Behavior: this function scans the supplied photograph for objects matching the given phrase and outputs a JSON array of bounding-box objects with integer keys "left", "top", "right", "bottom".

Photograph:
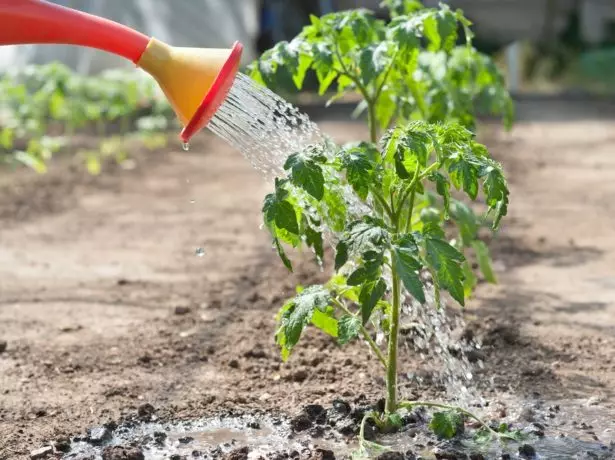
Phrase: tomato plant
[{"left": 251, "top": 0, "right": 518, "bottom": 448}]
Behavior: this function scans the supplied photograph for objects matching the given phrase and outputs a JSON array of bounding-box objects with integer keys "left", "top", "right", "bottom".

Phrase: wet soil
[{"left": 2, "top": 99, "right": 615, "bottom": 459}]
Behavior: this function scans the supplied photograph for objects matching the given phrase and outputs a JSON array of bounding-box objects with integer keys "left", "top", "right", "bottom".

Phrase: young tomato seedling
[{"left": 251, "top": 0, "right": 517, "bottom": 448}]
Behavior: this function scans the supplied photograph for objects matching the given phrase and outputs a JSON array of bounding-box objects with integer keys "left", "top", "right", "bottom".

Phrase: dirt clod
[
  {"left": 290, "top": 413, "right": 313, "bottom": 432},
  {"left": 174, "top": 306, "right": 191, "bottom": 315},
  {"left": 290, "top": 369, "right": 309, "bottom": 382},
  {"left": 518, "top": 444, "right": 537, "bottom": 459},
  {"left": 304, "top": 404, "right": 327, "bottom": 424},
  {"left": 53, "top": 437, "right": 71, "bottom": 453},
  {"left": 153, "top": 431, "right": 166, "bottom": 445},
  {"left": 223, "top": 446, "right": 249, "bottom": 460},
  {"left": 331, "top": 399, "right": 351, "bottom": 416},
  {"left": 30, "top": 446, "right": 53, "bottom": 459},
  {"left": 102, "top": 446, "right": 145, "bottom": 460},
  {"left": 229, "top": 359, "right": 240, "bottom": 369},
  {"left": 0, "top": 340, "right": 7, "bottom": 354},
  {"left": 178, "top": 436, "right": 193, "bottom": 444},
  {"left": 137, "top": 403, "right": 155, "bottom": 419}
]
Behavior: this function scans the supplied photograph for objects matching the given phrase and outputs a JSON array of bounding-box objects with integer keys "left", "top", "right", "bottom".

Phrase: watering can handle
[{"left": 0, "top": 0, "right": 150, "bottom": 63}]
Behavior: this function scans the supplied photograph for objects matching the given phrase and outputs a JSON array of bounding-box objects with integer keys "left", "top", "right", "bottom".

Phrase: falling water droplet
[
  {"left": 182, "top": 142, "right": 190, "bottom": 151},
  {"left": 195, "top": 247, "right": 205, "bottom": 257},
  {"left": 190, "top": 199, "right": 196, "bottom": 204}
]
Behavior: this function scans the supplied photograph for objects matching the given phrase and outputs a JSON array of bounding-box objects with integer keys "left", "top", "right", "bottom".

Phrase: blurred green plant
[{"left": 0, "top": 62, "right": 175, "bottom": 174}]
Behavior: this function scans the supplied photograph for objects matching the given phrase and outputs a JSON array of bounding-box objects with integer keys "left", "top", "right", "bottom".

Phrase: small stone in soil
[
  {"left": 53, "top": 437, "right": 71, "bottom": 453},
  {"left": 331, "top": 399, "right": 351, "bottom": 416},
  {"left": 518, "top": 444, "right": 536, "bottom": 459},
  {"left": 0, "top": 340, "right": 7, "bottom": 354},
  {"left": 501, "top": 455, "right": 511, "bottom": 460},
  {"left": 247, "top": 421, "right": 261, "bottom": 429},
  {"left": 178, "top": 436, "right": 194, "bottom": 444},
  {"left": 30, "top": 446, "right": 53, "bottom": 459},
  {"left": 102, "top": 446, "right": 145, "bottom": 460},
  {"left": 88, "top": 426, "right": 112, "bottom": 445},
  {"left": 290, "top": 413, "right": 312, "bottom": 432},
  {"left": 229, "top": 359, "right": 240, "bottom": 369},
  {"left": 223, "top": 446, "right": 249, "bottom": 460},
  {"left": 469, "top": 454, "right": 486, "bottom": 460},
  {"left": 174, "top": 306, "right": 191, "bottom": 315}
]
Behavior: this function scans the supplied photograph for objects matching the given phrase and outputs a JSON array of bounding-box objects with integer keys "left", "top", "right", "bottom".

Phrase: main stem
[
  {"left": 385, "top": 267, "right": 401, "bottom": 413},
  {"left": 368, "top": 101, "right": 378, "bottom": 143}
]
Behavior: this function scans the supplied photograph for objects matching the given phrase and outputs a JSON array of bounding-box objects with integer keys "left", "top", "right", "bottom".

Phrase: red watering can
[{"left": 0, "top": 0, "right": 244, "bottom": 143}]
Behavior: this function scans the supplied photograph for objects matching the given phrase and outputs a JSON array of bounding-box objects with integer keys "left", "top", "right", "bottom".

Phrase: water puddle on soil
[{"left": 62, "top": 396, "right": 614, "bottom": 460}]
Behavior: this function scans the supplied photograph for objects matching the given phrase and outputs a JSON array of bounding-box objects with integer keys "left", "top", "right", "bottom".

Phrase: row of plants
[
  {"left": 0, "top": 62, "right": 174, "bottom": 174},
  {"left": 250, "top": 0, "right": 518, "bottom": 453}
]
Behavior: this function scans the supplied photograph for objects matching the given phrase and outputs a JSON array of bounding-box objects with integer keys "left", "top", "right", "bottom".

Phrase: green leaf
[
  {"left": 449, "top": 200, "right": 478, "bottom": 246},
  {"left": 472, "top": 240, "right": 497, "bottom": 283},
  {"left": 323, "top": 188, "right": 347, "bottom": 233},
  {"left": 392, "top": 235, "right": 425, "bottom": 303},
  {"left": 360, "top": 278, "right": 386, "bottom": 324},
  {"left": 394, "top": 258, "right": 425, "bottom": 304},
  {"left": 284, "top": 152, "right": 325, "bottom": 200},
  {"left": 335, "top": 240, "right": 349, "bottom": 270},
  {"left": 461, "top": 259, "right": 477, "bottom": 298},
  {"left": 274, "top": 238, "right": 293, "bottom": 272},
  {"left": 277, "top": 285, "right": 332, "bottom": 359},
  {"left": 448, "top": 153, "right": 479, "bottom": 200},
  {"left": 342, "top": 145, "right": 375, "bottom": 200},
  {"left": 14, "top": 150, "right": 47, "bottom": 173},
  {"left": 430, "top": 172, "right": 450, "bottom": 218},
  {"left": 346, "top": 219, "right": 390, "bottom": 257},
  {"left": 305, "top": 224, "right": 324, "bottom": 261},
  {"left": 425, "top": 236, "right": 465, "bottom": 306},
  {"left": 275, "top": 200, "right": 300, "bottom": 235},
  {"left": 311, "top": 308, "right": 338, "bottom": 337},
  {"left": 482, "top": 166, "right": 509, "bottom": 230},
  {"left": 338, "top": 314, "right": 361, "bottom": 345},
  {"left": 358, "top": 42, "right": 390, "bottom": 86},
  {"left": 347, "top": 267, "right": 367, "bottom": 286},
  {"left": 429, "top": 410, "right": 464, "bottom": 439}
]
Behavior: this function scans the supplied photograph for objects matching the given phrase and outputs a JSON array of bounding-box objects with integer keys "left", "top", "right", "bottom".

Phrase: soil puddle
[{"left": 60, "top": 396, "right": 614, "bottom": 459}]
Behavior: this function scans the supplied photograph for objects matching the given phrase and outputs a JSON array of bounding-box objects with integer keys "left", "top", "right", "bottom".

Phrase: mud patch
[{"left": 56, "top": 396, "right": 614, "bottom": 460}]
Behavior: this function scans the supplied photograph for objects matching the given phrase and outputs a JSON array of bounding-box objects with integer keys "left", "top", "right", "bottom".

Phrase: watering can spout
[{"left": 0, "top": 0, "right": 243, "bottom": 142}]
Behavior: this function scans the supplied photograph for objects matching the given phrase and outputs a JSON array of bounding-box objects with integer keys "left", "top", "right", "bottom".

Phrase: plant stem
[
  {"left": 368, "top": 101, "right": 378, "bottom": 143},
  {"left": 371, "top": 187, "right": 394, "bottom": 222},
  {"left": 385, "top": 266, "right": 401, "bottom": 414}
]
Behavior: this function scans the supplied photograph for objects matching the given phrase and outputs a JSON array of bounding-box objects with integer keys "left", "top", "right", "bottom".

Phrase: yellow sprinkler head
[{"left": 136, "top": 38, "right": 243, "bottom": 143}]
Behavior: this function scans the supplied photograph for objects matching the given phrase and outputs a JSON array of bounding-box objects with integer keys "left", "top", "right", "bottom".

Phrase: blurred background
[{"left": 2, "top": 0, "right": 615, "bottom": 94}]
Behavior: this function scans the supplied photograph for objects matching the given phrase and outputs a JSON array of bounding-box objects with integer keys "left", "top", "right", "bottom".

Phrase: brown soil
[{"left": 1, "top": 99, "right": 615, "bottom": 459}]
